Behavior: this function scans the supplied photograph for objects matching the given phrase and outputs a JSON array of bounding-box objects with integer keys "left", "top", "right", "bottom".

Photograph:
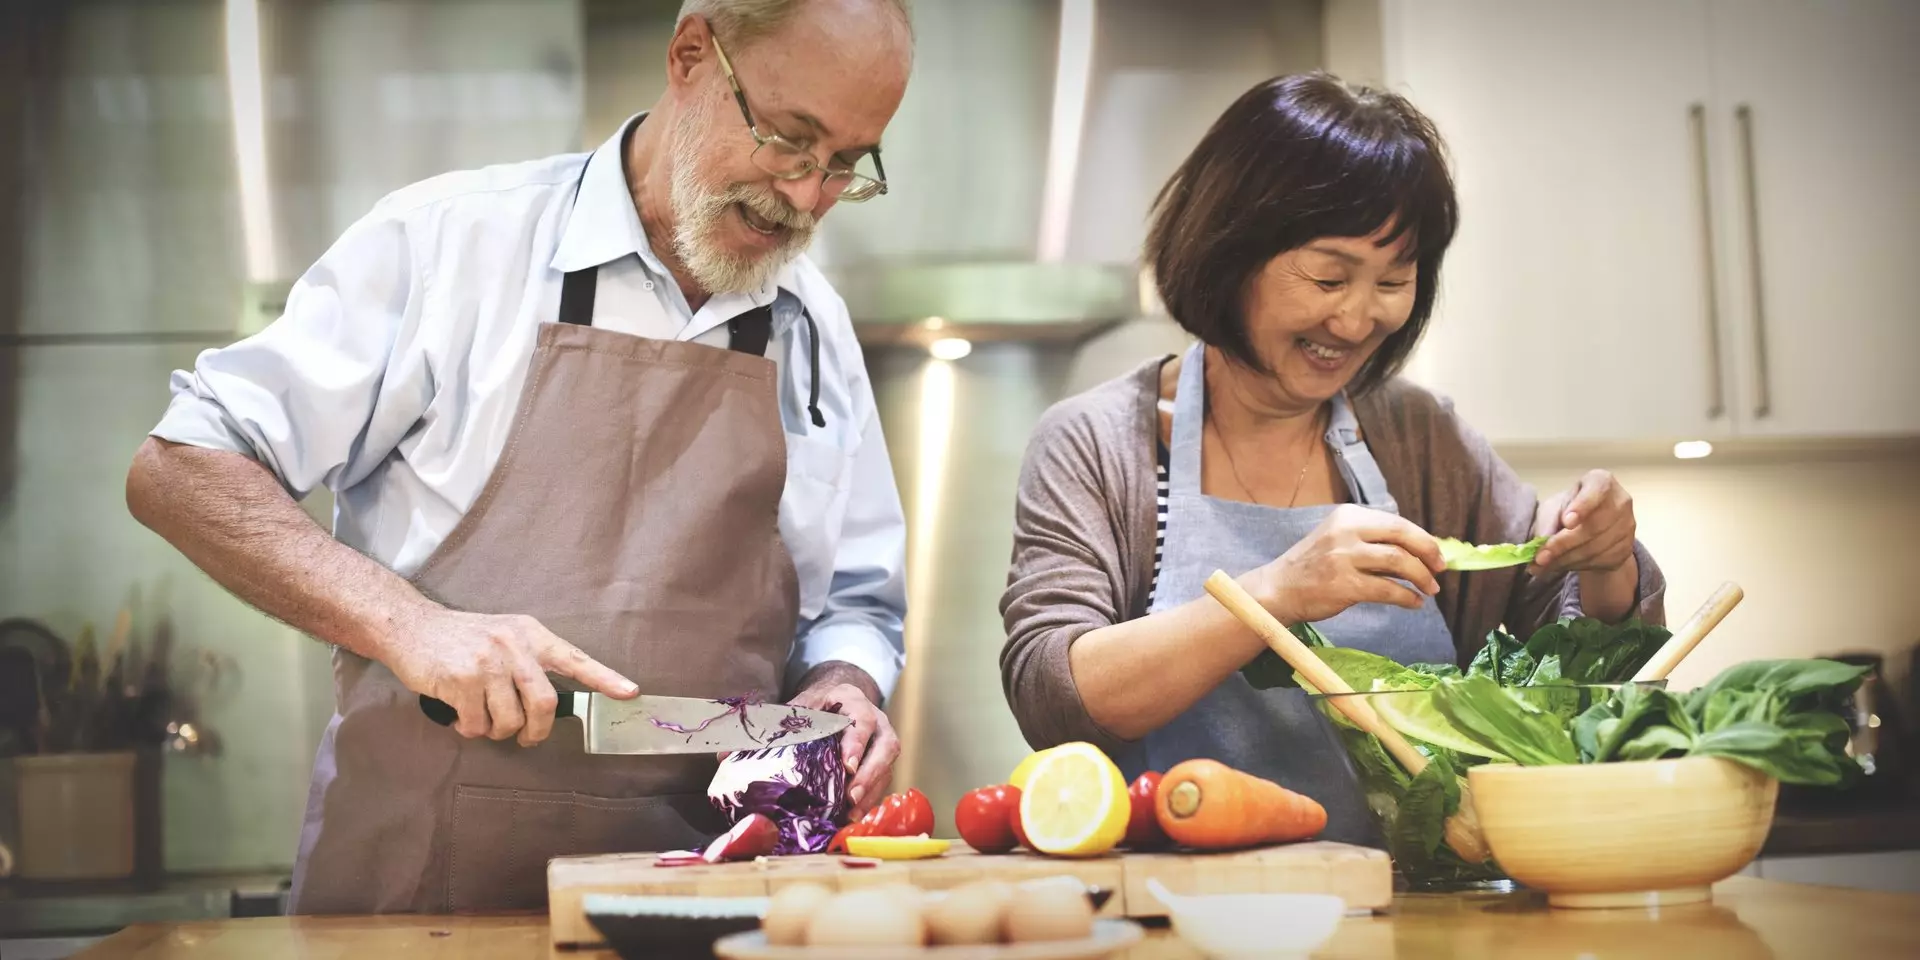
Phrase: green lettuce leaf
[
  {"left": 1431, "top": 675, "right": 1578, "bottom": 765},
  {"left": 1437, "top": 535, "right": 1547, "bottom": 571}
]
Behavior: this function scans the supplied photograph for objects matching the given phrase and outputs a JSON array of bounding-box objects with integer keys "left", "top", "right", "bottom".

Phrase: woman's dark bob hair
[{"left": 1144, "top": 71, "right": 1459, "bottom": 396}]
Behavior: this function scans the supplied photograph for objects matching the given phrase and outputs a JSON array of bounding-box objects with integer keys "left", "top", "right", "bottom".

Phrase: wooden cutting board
[{"left": 547, "top": 841, "right": 1392, "bottom": 946}]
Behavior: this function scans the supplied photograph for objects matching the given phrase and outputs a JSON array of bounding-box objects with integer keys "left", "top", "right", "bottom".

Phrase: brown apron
[{"left": 286, "top": 188, "right": 801, "bottom": 913}]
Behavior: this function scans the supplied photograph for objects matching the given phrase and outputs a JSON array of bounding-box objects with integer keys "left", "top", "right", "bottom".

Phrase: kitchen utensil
[
  {"left": 1632, "top": 582, "right": 1743, "bottom": 682},
  {"left": 418, "top": 691, "right": 852, "bottom": 755},
  {"left": 583, "top": 893, "right": 769, "bottom": 960},
  {"left": 548, "top": 841, "right": 1392, "bottom": 946},
  {"left": 1145, "top": 877, "right": 1344, "bottom": 959},
  {"left": 0, "top": 617, "right": 71, "bottom": 692},
  {"left": 1466, "top": 755, "right": 1775, "bottom": 908},
  {"left": 710, "top": 920, "right": 1147, "bottom": 960},
  {"left": 1201, "top": 570, "right": 1492, "bottom": 864}
]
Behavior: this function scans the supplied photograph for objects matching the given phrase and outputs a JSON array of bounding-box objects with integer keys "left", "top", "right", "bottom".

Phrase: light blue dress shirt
[{"left": 151, "top": 113, "right": 908, "bottom": 699}]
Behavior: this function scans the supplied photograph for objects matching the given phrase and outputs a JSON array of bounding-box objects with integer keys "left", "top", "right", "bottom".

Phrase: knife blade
[{"left": 417, "top": 692, "right": 851, "bottom": 754}]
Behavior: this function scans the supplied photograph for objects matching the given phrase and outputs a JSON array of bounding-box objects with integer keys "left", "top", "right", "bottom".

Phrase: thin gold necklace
[{"left": 1207, "top": 402, "right": 1323, "bottom": 509}]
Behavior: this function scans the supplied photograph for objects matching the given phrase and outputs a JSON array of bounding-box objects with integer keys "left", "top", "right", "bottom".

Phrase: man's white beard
[{"left": 667, "top": 99, "right": 817, "bottom": 295}]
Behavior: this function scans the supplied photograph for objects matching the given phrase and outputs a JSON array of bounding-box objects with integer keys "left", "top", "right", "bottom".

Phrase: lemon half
[{"left": 1016, "top": 742, "right": 1128, "bottom": 857}]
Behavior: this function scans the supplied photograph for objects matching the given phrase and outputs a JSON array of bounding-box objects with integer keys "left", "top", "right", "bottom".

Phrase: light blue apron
[{"left": 1114, "top": 342, "right": 1456, "bottom": 847}]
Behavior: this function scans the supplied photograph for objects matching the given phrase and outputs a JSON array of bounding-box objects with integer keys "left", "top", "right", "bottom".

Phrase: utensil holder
[{"left": 14, "top": 750, "right": 138, "bottom": 880}]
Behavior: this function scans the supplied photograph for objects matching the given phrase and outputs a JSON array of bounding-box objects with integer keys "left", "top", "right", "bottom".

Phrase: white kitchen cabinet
[
  {"left": 1333, "top": 0, "right": 1920, "bottom": 445},
  {"left": 1704, "top": 0, "right": 1920, "bottom": 438}
]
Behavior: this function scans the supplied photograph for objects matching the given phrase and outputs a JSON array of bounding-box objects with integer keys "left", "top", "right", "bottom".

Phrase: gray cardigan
[{"left": 998, "top": 356, "right": 1667, "bottom": 754}]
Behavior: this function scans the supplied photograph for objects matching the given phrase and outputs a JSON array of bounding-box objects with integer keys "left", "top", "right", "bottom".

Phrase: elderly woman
[{"left": 999, "top": 73, "right": 1667, "bottom": 846}]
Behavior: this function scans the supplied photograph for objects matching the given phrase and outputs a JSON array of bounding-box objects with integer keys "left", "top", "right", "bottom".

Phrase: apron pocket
[{"left": 448, "top": 785, "right": 714, "bottom": 913}]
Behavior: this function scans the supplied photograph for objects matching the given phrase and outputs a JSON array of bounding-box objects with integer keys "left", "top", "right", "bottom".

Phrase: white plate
[{"left": 712, "top": 918, "right": 1145, "bottom": 959}]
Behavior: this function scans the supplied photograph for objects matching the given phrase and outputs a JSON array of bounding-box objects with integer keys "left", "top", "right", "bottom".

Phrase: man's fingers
[
  {"left": 848, "top": 723, "right": 901, "bottom": 818},
  {"left": 1358, "top": 575, "right": 1428, "bottom": 611},
  {"left": 516, "top": 664, "right": 560, "bottom": 747},
  {"left": 538, "top": 635, "right": 639, "bottom": 699},
  {"left": 449, "top": 688, "right": 491, "bottom": 740},
  {"left": 483, "top": 675, "right": 524, "bottom": 741}
]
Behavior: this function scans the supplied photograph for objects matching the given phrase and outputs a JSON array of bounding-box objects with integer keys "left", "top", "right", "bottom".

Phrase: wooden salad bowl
[{"left": 1466, "top": 756, "right": 1777, "bottom": 909}]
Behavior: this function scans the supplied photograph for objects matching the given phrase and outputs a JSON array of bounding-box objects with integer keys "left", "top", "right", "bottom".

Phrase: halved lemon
[
  {"left": 1016, "top": 742, "right": 1128, "bottom": 857},
  {"left": 845, "top": 835, "right": 951, "bottom": 860},
  {"left": 1008, "top": 748, "right": 1052, "bottom": 790}
]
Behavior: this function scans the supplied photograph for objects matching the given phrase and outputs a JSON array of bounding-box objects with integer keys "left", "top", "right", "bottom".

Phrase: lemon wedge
[
  {"left": 1016, "top": 742, "right": 1128, "bottom": 857},
  {"left": 845, "top": 835, "right": 951, "bottom": 860}
]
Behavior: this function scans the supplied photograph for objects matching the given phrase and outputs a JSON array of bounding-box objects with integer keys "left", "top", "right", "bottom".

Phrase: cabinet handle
[
  {"left": 1690, "top": 103, "right": 1728, "bottom": 420},
  {"left": 1735, "top": 104, "right": 1772, "bottom": 420}
]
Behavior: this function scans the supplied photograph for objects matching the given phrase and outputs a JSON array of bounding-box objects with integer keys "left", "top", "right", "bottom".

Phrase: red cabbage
[{"left": 707, "top": 713, "right": 849, "bottom": 856}]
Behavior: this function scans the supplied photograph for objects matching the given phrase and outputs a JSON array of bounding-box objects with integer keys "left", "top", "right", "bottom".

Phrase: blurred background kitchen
[{"left": 1, "top": 0, "right": 1916, "bottom": 953}]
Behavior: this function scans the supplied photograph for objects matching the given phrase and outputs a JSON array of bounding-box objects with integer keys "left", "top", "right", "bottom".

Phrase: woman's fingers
[{"left": 1353, "top": 543, "right": 1441, "bottom": 596}]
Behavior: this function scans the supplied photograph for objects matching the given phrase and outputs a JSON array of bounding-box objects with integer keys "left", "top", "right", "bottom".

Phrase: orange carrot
[{"left": 1153, "top": 759, "right": 1327, "bottom": 849}]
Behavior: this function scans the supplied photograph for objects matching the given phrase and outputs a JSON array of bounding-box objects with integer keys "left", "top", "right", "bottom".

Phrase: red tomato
[
  {"left": 953, "top": 785, "right": 1021, "bottom": 853},
  {"left": 1123, "top": 771, "right": 1169, "bottom": 850},
  {"left": 862, "top": 788, "right": 937, "bottom": 838},
  {"left": 1009, "top": 796, "right": 1032, "bottom": 850}
]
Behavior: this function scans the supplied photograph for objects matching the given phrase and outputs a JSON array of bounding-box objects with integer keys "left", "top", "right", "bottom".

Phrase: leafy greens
[{"left": 1437, "top": 535, "right": 1547, "bottom": 571}]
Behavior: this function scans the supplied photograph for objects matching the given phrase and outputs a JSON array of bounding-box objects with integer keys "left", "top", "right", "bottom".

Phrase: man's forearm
[
  {"left": 126, "top": 438, "right": 434, "bottom": 660},
  {"left": 791, "top": 660, "right": 883, "bottom": 707}
]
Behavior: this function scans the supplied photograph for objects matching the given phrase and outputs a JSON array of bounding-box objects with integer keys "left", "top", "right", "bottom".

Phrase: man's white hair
[{"left": 676, "top": 0, "right": 912, "bottom": 48}]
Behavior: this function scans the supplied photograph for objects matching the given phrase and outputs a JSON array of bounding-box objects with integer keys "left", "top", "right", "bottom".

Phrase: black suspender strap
[
  {"left": 557, "top": 268, "right": 597, "bottom": 326},
  {"left": 727, "top": 305, "right": 773, "bottom": 356}
]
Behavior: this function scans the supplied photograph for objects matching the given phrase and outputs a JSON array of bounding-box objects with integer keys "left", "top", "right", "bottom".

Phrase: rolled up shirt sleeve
[
  {"left": 151, "top": 201, "right": 426, "bottom": 500},
  {"left": 786, "top": 377, "right": 907, "bottom": 703}
]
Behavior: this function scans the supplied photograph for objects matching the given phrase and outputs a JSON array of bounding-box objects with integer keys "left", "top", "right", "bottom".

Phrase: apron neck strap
[
  {"left": 1168, "top": 341, "right": 1395, "bottom": 511},
  {"left": 1168, "top": 341, "right": 1209, "bottom": 494}
]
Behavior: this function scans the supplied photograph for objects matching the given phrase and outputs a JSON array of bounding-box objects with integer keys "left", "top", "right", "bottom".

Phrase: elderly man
[{"left": 126, "top": 0, "right": 913, "bottom": 914}]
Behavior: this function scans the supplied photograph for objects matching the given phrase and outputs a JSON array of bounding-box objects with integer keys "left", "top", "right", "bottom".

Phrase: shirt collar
[{"left": 548, "top": 111, "right": 795, "bottom": 315}]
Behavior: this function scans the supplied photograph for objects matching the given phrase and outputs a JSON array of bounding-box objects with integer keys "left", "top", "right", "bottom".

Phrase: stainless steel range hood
[{"left": 825, "top": 260, "right": 1136, "bottom": 346}]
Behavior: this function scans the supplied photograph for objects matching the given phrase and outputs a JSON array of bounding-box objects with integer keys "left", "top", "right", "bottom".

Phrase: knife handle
[{"left": 417, "top": 692, "right": 579, "bottom": 727}]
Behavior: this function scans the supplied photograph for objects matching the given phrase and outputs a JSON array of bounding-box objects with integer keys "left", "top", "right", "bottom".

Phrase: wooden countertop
[{"left": 72, "top": 876, "right": 1920, "bottom": 959}]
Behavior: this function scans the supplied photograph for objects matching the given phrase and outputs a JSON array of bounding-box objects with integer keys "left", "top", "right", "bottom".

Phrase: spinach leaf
[
  {"left": 1523, "top": 617, "right": 1671, "bottom": 683},
  {"left": 1387, "top": 751, "right": 1461, "bottom": 871},
  {"left": 1431, "top": 675, "right": 1578, "bottom": 765},
  {"left": 1692, "top": 659, "right": 1869, "bottom": 706},
  {"left": 1239, "top": 623, "right": 1333, "bottom": 689}
]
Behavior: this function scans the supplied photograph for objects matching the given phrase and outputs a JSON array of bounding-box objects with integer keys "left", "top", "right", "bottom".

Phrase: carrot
[{"left": 1153, "top": 759, "right": 1327, "bottom": 849}]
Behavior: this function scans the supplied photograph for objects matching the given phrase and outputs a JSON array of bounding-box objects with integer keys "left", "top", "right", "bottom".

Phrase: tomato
[
  {"left": 863, "top": 788, "right": 935, "bottom": 837},
  {"left": 953, "top": 784, "right": 1021, "bottom": 853},
  {"left": 1009, "top": 796, "right": 1032, "bottom": 851},
  {"left": 1123, "top": 771, "right": 1169, "bottom": 850}
]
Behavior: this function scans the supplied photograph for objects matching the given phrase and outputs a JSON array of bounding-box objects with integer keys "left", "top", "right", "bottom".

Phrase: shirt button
[{"left": 644, "top": 280, "right": 655, "bottom": 291}]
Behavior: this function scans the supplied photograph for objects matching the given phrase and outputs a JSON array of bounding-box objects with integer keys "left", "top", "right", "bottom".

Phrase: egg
[
  {"left": 1005, "top": 878, "right": 1094, "bottom": 942},
  {"left": 926, "top": 880, "right": 1014, "bottom": 945},
  {"left": 805, "top": 884, "right": 927, "bottom": 948},
  {"left": 762, "top": 882, "right": 832, "bottom": 946}
]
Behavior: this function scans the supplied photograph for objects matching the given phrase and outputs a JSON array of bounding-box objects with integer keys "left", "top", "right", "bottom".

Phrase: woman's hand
[
  {"left": 1246, "top": 504, "right": 1445, "bottom": 625},
  {"left": 1529, "top": 469, "right": 1637, "bottom": 575},
  {"left": 1529, "top": 469, "right": 1640, "bottom": 622}
]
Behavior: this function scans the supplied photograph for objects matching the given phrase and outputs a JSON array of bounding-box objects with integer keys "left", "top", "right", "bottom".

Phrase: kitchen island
[{"left": 68, "top": 876, "right": 1920, "bottom": 958}]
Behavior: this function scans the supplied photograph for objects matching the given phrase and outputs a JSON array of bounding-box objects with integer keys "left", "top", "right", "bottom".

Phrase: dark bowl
[{"left": 584, "top": 893, "right": 768, "bottom": 960}]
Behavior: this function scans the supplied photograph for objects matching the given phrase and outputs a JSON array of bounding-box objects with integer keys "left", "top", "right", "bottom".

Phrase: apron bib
[
  {"left": 288, "top": 155, "right": 800, "bottom": 914},
  {"left": 1115, "top": 342, "right": 1454, "bottom": 847}
]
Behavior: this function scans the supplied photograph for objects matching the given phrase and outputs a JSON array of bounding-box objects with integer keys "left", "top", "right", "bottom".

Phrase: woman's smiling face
[{"left": 1234, "top": 226, "right": 1419, "bottom": 407}]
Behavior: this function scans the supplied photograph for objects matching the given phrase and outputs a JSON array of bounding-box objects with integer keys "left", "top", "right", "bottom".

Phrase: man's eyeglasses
[{"left": 709, "top": 31, "right": 889, "bottom": 203}]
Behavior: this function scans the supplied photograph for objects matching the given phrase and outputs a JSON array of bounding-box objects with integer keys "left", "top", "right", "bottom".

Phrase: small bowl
[
  {"left": 1146, "top": 878, "right": 1344, "bottom": 959},
  {"left": 584, "top": 893, "right": 769, "bottom": 959},
  {"left": 1467, "top": 755, "right": 1777, "bottom": 909}
]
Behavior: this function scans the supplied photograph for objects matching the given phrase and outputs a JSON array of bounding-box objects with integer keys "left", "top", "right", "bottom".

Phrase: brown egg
[
  {"left": 1005, "top": 878, "right": 1094, "bottom": 942},
  {"left": 805, "top": 884, "right": 927, "bottom": 948},
  {"left": 762, "top": 882, "right": 833, "bottom": 946},
  {"left": 926, "top": 880, "right": 1015, "bottom": 945}
]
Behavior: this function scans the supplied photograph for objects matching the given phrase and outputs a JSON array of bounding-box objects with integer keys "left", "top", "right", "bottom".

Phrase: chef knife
[{"left": 417, "top": 691, "right": 851, "bottom": 755}]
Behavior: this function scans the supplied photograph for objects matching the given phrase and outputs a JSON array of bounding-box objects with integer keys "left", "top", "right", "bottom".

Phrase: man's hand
[
  {"left": 789, "top": 662, "right": 897, "bottom": 819},
  {"left": 384, "top": 607, "right": 638, "bottom": 747}
]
